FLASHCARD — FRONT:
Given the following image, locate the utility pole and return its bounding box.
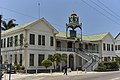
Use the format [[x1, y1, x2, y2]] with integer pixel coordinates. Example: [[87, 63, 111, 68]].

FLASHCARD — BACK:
[[0, 15, 2, 80]]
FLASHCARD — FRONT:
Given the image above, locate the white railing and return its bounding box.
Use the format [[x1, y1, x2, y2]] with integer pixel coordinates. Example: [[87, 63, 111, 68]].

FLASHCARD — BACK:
[[56, 47, 74, 52], [56, 47, 99, 53]]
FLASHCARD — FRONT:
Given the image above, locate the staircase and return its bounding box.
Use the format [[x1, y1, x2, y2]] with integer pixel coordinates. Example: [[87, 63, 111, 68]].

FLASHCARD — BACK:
[[76, 48, 100, 71]]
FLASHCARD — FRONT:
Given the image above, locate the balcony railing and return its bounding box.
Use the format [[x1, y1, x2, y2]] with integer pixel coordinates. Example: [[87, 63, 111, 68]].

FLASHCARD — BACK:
[[56, 47, 99, 53], [56, 47, 74, 52]]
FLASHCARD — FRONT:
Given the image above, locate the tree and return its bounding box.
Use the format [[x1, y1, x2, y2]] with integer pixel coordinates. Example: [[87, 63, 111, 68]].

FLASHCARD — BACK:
[[1, 19, 18, 31], [47, 53, 67, 71], [48, 55, 55, 69], [54, 53, 62, 67], [41, 60, 52, 69], [116, 55, 120, 67]]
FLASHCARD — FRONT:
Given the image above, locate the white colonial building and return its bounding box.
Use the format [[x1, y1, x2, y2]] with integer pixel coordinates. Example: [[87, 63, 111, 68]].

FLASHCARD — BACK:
[[115, 33, 120, 56], [1, 12, 118, 72]]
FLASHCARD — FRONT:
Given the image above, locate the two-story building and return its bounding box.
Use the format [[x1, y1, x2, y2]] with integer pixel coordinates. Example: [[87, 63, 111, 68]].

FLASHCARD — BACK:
[[1, 12, 117, 72]]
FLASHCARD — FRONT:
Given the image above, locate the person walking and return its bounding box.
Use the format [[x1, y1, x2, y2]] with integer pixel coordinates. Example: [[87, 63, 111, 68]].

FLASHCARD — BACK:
[[63, 64, 67, 75]]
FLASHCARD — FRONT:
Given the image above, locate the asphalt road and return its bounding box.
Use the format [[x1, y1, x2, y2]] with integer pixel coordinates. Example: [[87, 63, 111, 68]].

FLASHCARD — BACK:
[[11, 71, 120, 80]]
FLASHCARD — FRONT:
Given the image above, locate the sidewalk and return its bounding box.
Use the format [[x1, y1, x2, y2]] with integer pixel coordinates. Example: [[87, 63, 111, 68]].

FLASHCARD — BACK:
[[2, 70, 116, 80]]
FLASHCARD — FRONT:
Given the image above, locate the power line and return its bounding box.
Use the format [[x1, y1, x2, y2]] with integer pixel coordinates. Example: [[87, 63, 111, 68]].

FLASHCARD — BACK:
[[97, 0, 120, 19], [81, 0, 120, 25], [90, 0, 120, 21], [0, 6, 66, 31], [0, 6, 36, 19]]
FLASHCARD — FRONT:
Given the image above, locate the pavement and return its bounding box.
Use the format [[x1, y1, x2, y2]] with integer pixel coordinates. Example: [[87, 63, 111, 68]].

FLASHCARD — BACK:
[[2, 71, 120, 80]]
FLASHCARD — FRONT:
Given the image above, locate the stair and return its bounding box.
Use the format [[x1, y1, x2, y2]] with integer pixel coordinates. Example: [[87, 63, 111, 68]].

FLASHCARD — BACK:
[[76, 48, 100, 71]]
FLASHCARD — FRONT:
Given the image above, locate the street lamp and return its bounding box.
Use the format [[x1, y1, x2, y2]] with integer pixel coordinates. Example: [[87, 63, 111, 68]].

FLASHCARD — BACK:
[[0, 15, 2, 80], [9, 55, 12, 80]]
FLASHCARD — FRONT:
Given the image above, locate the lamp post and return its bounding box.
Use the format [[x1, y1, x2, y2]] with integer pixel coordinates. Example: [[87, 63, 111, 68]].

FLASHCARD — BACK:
[[9, 55, 12, 80], [0, 15, 2, 80]]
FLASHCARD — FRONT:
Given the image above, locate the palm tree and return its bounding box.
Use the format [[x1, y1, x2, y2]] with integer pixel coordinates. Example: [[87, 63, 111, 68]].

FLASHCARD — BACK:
[[1, 19, 18, 31], [48, 53, 67, 71]]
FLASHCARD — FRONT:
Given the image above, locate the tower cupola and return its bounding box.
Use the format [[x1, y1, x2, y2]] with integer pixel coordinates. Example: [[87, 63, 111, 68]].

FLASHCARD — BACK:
[[66, 11, 82, 39]]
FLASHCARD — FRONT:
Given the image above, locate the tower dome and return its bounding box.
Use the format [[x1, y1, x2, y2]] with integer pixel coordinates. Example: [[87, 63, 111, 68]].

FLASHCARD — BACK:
[[70, 11, 77, 16]]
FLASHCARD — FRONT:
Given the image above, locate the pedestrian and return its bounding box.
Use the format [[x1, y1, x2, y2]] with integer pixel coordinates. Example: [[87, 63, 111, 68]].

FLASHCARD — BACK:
[[63, 64, 67, 75]]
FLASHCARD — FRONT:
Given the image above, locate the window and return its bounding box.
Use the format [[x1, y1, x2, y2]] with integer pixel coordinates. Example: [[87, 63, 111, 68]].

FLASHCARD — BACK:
[[29, 54, 34, 66], [56, 41, 61, 47], [107, 44, 110, 51], [38, 35, 41, 45], [50, 36, 54, 46], [10, 37, 13, 47], [14, 54, 17, 65], [1, 39, 3, 48], [85, 44, 88, 50], [42, 35, 45, 46], [118, 45, 120, 50], [20, 34, 23, 46], [4, 38, 6, 48], [20, 54, 22, 66], [38, 54, 44, 66], [15, 35, 18, 46], [103, 43, 106, 51], [10, 55, 12, 63], [111, 44, 114, 51], [104, 57, 107, 61], [30, 34, 35, 45], [115, 45, 117, 50], [7, 37, 10, 47]]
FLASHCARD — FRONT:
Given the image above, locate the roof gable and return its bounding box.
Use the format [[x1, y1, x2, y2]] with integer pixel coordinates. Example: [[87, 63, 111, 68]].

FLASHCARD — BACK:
[[1, 18, 58, 35], [115, 32, 120, 40]]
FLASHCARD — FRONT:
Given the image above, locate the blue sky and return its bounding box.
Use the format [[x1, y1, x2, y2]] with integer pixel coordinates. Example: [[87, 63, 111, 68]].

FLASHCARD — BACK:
[[0, 0, 120, 37]]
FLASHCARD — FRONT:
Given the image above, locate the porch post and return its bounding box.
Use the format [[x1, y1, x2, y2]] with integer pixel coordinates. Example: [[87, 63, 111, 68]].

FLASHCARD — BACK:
[[67, 54, 69, 68], [74, 54, 76, 70]]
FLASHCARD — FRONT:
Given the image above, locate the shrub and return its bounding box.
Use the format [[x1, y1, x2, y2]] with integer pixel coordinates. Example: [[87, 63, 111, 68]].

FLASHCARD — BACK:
[[104, 61, 119, 70], [20, 66, 25, 70], [97, 61, 119, 71], [97, 63, 106, 71], [41, 60, 52, 69]]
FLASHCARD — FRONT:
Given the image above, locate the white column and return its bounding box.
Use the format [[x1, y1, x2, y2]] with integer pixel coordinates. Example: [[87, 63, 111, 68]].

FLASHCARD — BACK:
[[67, 54, 69, 67], [74, 54, 76, 70], [34, 54, 38, 67]]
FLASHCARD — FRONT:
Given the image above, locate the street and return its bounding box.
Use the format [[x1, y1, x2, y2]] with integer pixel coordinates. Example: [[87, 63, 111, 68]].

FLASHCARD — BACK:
[[2, 71, 120, 80]]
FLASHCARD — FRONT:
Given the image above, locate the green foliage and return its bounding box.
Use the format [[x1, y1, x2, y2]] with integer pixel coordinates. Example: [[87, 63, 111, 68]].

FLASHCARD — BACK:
[[48, 55, 55, 62], [4, 60, 8, 64], [97, 61, 119, 71], [41, 60, 52, 69], [54, 53, 62, 63], [1, 19, 18, 31], [97, 63, 106, 71], [13, 63, 20, 70], [61, 54, 67, 64], [116, 55, 120, 67], [20, 66, 25, 70]]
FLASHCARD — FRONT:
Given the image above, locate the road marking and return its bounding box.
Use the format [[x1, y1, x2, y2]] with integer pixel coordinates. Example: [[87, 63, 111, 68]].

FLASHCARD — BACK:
[[110, 77, 120, 80]]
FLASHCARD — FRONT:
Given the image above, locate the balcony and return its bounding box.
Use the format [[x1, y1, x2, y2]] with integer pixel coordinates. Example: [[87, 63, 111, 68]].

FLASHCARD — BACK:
[[56, 47, 74, 52], [56, 47, 99, 53]]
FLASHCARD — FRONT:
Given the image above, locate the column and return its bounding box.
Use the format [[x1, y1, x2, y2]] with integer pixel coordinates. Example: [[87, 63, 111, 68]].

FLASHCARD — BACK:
[[67, 54, 69, 67], [74, 54, 76, 70]]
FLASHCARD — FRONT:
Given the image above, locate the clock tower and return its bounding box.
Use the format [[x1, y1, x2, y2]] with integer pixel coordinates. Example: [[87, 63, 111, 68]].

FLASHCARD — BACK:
[[66, 11, 82, 40]]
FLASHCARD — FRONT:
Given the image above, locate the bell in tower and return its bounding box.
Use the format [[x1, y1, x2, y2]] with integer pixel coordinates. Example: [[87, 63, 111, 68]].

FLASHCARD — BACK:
[[66, 11, 82, 39]]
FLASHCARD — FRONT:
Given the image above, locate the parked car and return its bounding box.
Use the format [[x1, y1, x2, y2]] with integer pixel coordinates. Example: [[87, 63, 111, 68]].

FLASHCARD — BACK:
[[7, 65, 16, 74], [0, 71, 3, 78], [2, 64, 16, 74]]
